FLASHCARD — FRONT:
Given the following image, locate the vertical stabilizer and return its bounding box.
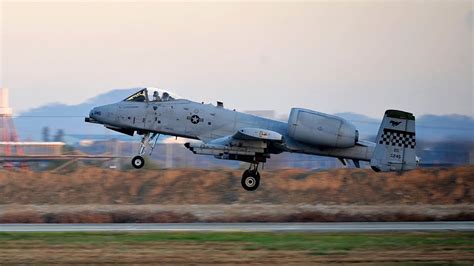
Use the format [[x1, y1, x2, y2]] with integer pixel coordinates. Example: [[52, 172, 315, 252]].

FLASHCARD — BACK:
[[370, 110, 417, 172]]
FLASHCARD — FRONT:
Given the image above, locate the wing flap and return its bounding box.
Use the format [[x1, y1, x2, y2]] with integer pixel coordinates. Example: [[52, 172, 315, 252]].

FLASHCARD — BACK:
[[185, 128, 282, 163]]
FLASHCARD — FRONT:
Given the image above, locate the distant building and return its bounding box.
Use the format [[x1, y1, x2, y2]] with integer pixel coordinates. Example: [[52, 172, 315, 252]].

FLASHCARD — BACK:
[[0, 142, 65, 156], [0, 88, 65, 163]]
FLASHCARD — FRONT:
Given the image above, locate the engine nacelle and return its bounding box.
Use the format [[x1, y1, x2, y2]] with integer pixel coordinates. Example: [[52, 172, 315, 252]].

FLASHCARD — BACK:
[[288, 108, 358, 148]]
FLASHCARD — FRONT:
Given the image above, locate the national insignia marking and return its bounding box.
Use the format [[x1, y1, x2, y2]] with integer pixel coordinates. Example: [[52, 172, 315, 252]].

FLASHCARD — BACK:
[[191, 115, 200, 124]]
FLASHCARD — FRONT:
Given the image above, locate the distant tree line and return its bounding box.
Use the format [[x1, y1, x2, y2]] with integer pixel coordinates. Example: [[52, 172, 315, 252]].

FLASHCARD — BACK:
[[42, 127, 65, 142]]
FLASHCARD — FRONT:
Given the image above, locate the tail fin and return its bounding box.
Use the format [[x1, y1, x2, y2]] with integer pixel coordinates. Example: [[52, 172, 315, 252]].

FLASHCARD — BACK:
[[370, 110, 417, 172]]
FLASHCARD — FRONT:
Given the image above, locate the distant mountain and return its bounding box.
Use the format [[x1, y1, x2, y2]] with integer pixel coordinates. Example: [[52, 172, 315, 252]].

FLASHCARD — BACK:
[[14, 88, 137, 141], [417, 115, 474, 142], [337, 112, 474, 142], [12, 89, 474, 143]]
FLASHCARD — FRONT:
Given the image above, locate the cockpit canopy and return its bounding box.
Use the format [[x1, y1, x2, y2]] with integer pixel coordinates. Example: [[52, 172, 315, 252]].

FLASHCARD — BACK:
[[123, 88, 181, 103]]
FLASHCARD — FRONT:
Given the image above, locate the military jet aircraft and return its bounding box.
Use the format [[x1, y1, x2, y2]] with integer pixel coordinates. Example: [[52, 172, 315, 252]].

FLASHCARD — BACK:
[[86, 87, 417, 191]]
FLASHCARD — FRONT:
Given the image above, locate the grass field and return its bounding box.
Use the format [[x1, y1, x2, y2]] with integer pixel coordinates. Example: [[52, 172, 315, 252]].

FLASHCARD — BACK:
[[1, 232, 473, 264]]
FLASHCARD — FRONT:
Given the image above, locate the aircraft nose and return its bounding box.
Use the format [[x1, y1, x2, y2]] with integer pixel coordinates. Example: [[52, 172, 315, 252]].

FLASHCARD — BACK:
[[87, 106, 108, 123], [86, 103, 120, 125], [90, 107, 103, 119]]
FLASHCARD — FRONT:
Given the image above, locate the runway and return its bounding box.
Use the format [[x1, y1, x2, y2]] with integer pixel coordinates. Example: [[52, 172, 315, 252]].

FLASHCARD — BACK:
[[1, 222, 473, 232]]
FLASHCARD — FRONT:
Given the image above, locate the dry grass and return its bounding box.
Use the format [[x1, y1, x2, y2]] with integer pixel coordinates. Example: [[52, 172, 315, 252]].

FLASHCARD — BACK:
[[0, 210, 199, 223], [0, 166, 472, 205], [1, 205, 472, 223], [0, 166, 472, 223]]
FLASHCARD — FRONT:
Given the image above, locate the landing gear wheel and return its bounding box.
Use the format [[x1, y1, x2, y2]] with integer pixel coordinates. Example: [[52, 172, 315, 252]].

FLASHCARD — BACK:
[[241, 169, 260, 191], [132, 156, 145, 169]]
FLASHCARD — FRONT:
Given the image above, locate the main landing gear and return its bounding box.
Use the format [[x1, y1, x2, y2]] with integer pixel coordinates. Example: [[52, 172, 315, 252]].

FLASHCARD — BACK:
[[241, 163, 261, 191], [131, 132, 159, 169]]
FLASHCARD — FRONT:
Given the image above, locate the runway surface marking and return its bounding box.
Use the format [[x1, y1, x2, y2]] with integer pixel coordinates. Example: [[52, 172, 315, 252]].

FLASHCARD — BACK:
[[1, 222, 473, 232]]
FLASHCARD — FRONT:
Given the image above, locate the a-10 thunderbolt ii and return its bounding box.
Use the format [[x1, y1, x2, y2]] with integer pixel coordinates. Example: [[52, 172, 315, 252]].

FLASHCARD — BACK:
[[86, 87, 417, 191]]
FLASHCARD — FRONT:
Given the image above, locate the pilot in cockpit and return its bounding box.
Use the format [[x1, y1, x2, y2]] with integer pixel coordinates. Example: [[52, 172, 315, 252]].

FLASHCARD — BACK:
[[162, 92, 170, 101], [152, 91, 161, 102]]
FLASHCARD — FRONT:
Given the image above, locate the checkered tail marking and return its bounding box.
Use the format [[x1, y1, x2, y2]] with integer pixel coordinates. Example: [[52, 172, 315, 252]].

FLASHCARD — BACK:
[[378, 129, 416, 149]]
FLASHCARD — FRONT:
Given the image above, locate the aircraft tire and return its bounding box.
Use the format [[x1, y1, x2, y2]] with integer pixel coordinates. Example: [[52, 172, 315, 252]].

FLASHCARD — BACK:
[[241, 170, 260, 191], [132, 156, 145, 169]]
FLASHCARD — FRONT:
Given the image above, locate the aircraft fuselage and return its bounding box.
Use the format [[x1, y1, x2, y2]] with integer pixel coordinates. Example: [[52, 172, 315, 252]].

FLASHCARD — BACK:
[[86, 87, 417, 191], [90, 99, 374, 162]]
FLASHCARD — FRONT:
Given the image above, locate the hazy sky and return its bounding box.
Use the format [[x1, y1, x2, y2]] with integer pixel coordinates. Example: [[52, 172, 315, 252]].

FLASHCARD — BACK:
[[1, 0, 472, 118]]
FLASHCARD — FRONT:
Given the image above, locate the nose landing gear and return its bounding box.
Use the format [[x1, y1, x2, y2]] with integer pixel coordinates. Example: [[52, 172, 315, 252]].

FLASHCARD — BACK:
[[241, 163, 261, 191], [131, 132, 159, 169]]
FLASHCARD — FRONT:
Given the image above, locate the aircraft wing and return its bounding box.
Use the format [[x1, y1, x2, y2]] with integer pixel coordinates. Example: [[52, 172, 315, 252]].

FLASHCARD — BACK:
[[185, 128, 283, 162], [232, 128, 283, 142], [195, 128, 283, 144]]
